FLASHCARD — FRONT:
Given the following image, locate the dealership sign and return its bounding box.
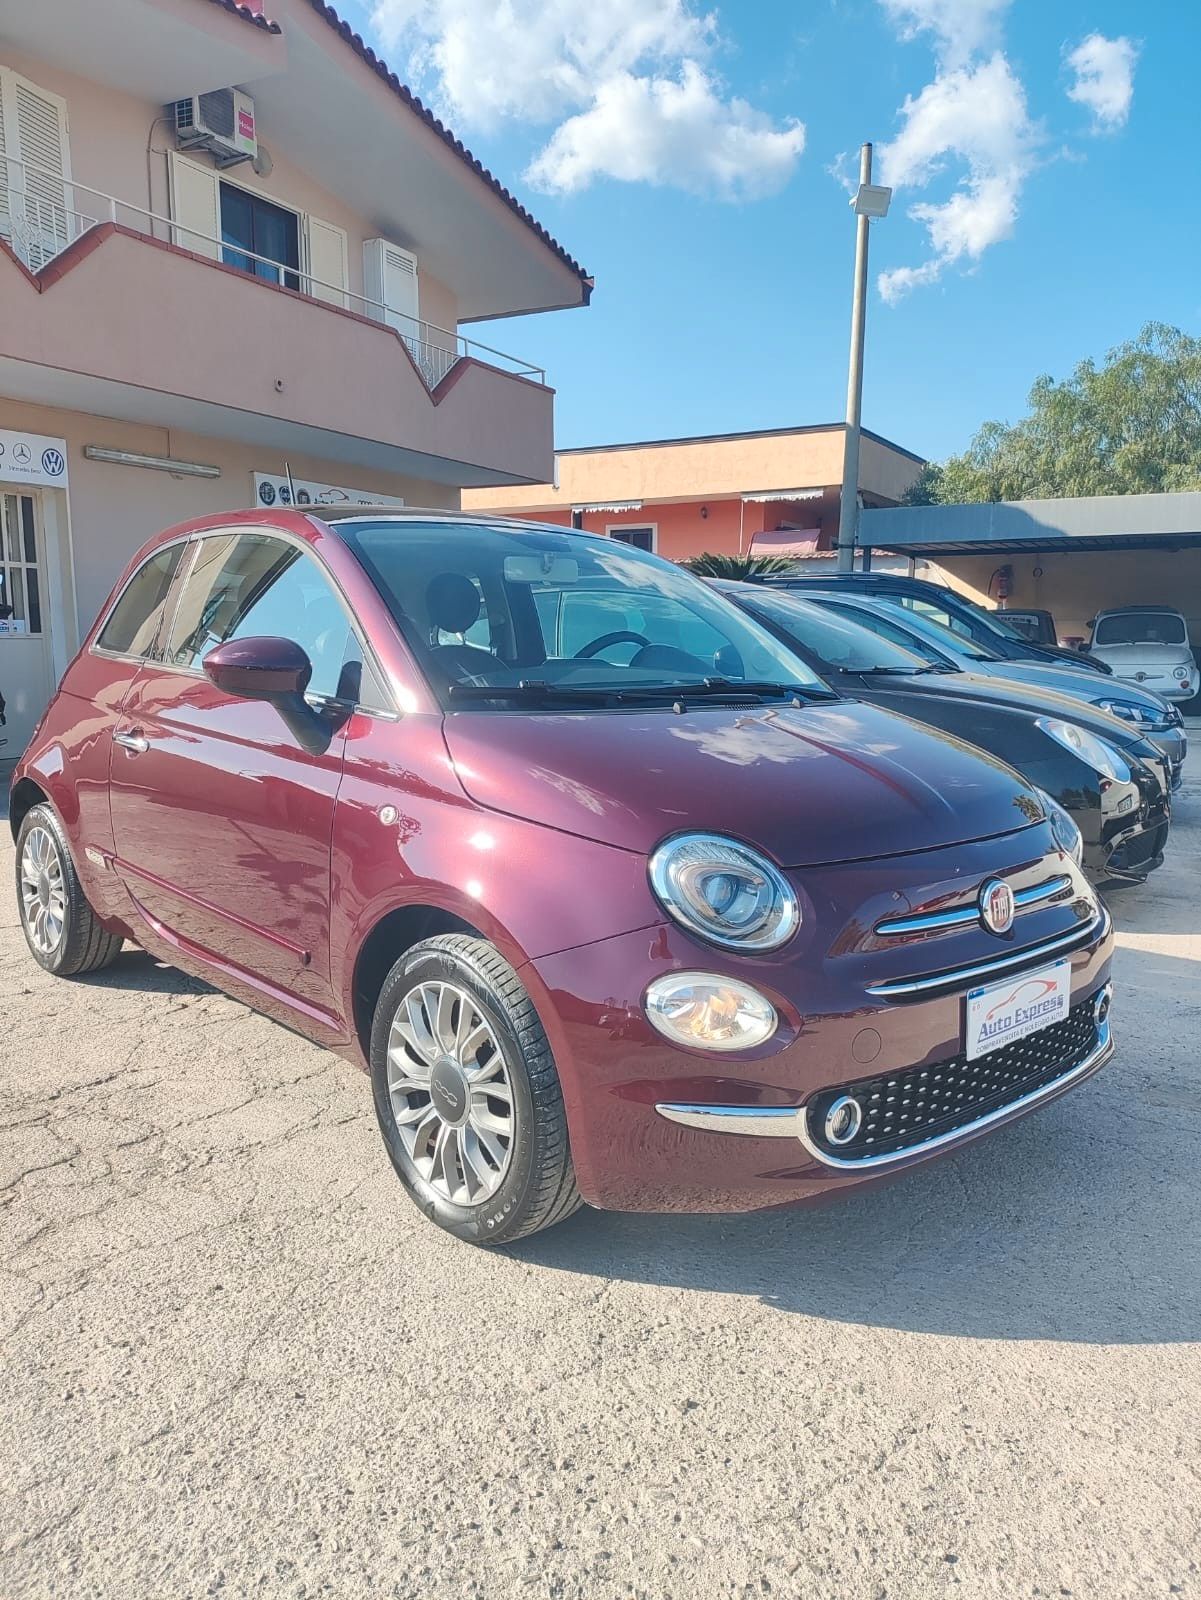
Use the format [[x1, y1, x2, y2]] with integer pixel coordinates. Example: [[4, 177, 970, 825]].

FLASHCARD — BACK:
[[0, 430, 69, 489], [252, 473, 404, 510]]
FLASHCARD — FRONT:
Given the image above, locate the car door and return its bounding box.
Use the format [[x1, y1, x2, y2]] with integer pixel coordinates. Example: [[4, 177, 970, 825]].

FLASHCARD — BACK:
[[107, 528, 358, 1016]]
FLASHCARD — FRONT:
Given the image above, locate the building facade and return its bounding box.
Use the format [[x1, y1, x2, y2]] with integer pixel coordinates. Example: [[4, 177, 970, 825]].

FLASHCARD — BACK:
[[0, 0, 590, 751], [462, 425, 924, 560]]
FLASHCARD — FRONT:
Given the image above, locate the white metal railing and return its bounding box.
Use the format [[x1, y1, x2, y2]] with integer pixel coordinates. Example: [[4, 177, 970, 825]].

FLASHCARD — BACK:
[[0, 155, 546, 389]]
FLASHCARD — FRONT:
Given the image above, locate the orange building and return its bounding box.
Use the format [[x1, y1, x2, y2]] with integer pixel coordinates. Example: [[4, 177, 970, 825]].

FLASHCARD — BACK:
[[462, 424, 924, 561]]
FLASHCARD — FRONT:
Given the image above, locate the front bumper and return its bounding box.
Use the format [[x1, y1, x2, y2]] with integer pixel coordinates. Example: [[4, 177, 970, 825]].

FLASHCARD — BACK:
[[524, 834, 1114, 1214]]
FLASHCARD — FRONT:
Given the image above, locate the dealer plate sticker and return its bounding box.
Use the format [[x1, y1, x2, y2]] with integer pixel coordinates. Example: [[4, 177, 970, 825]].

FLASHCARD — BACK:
[[966, 961, 1070, 1061]]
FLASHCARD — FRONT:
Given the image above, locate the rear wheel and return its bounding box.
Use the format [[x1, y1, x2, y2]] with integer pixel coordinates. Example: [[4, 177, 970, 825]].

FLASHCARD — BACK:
[[15, 804, 123, 977], [370, 935, 581, 1244]]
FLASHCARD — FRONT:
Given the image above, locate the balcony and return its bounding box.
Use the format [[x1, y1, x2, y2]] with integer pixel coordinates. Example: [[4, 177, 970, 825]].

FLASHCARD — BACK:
[[0, 158, 556, 487]]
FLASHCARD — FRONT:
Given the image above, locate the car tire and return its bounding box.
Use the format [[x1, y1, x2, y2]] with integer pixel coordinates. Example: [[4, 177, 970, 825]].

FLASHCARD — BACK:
[[15, 803, 124, 977], [370, 934, 582, 1244]]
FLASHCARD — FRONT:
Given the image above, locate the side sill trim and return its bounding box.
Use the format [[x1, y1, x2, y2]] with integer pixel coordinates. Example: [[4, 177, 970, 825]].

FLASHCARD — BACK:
[[655, 1019, 1113, 1160], [864, 908, 1108, 998]]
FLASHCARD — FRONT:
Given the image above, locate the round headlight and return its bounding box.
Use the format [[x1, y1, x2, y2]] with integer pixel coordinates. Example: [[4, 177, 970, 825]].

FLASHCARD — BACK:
[[648, 833, 799, 951], [645, 973, 777, 1052], [1036, 788, 1083, 866], [1173, 666, 1191, 681], [1035, 717, 1132, 783]]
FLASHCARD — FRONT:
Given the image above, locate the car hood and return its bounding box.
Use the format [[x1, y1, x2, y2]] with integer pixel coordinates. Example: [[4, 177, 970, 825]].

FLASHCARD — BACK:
[[875, 671, 1153, 748], [441, 700, 1041, 867], [978, 660, 1174, 714], [1090, 642, 1193, 671]]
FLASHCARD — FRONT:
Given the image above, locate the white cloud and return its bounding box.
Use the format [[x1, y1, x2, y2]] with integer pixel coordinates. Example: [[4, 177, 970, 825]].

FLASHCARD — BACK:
[[527, 63, 804, 196], [1065, 33, 1138, 131], [877, 0, 1011, 68], [876, 53, 1037, 302], [370, 0, 805, 198]]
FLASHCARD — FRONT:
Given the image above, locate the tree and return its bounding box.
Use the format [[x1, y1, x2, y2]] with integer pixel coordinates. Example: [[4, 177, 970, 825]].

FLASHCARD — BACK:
[[917, 323, 1201, 503], [683, 552, 798, 579]]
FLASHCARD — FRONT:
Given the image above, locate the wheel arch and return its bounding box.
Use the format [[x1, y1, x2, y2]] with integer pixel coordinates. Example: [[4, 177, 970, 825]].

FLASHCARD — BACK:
[[9, 777, 50, 841], [350, 903, 488, 1062]]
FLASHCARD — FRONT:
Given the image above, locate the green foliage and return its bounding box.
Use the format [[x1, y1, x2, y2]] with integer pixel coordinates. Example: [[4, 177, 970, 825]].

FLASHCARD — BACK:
[[683, 552, 799, 579], [922, 323, 1201, 503]]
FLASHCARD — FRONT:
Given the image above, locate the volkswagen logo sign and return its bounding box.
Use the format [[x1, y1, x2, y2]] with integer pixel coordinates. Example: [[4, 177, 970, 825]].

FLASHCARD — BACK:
[[979, 877, 1015, 936], [41, 447, 65, 478]]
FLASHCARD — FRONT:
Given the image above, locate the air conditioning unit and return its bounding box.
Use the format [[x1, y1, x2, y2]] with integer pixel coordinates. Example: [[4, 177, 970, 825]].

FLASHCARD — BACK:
[[169, 89, 257, 167]]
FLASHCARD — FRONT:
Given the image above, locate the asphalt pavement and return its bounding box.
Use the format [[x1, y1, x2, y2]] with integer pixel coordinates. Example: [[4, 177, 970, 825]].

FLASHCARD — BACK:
[[1, 765, 1198, 1599]]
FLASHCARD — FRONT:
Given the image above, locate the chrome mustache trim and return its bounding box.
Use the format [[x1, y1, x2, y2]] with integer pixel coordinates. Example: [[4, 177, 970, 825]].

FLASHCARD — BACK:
[[863, 907, 1108, 999], [873, 874, 1074, 937]]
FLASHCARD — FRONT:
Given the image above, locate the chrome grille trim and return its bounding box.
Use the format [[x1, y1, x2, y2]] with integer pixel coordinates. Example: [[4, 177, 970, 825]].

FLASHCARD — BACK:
[[874, 874, 1074, 937], [864, 906, 1108, 999], [654, 1104, 798, 1138]]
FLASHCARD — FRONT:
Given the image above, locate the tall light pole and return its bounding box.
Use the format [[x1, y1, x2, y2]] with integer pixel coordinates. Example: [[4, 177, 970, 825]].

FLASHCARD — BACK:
[[836, 143, 892, 573]]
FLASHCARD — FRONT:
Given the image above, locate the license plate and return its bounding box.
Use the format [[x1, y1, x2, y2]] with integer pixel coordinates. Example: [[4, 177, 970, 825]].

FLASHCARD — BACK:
[[965, 961, 1070, 1061]]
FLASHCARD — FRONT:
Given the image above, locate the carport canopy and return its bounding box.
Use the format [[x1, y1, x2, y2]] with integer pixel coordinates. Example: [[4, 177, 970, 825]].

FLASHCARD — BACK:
[[858, 491, 1201, 557]]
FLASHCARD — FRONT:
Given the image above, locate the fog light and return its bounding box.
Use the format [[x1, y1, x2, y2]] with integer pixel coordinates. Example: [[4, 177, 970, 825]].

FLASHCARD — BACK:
[[644, 974, 777, 1053], [1093, 984, 1112, 1028], [824, 1095, 863, 1146]]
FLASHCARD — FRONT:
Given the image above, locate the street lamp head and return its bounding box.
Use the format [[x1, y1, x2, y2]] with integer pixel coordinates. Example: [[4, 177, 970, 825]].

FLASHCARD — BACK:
[[852, 183, 892, 219]]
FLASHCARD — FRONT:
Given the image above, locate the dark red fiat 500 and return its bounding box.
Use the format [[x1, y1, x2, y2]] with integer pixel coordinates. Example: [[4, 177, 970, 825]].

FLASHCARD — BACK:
[[11, 511, 1114, 1243]]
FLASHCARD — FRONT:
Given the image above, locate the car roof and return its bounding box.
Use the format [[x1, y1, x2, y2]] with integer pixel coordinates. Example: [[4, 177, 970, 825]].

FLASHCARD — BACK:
[[1093, 605, 1184, 617]]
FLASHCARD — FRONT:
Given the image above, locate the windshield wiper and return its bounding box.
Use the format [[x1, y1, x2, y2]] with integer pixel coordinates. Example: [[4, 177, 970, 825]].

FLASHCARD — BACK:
[[914, 663, 958, 675], [447, 677, 831, 707]]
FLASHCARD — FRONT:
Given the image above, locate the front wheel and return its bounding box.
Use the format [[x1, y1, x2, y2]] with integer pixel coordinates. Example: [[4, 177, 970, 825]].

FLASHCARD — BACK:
[[370, 935, 581, 1244], [15, 803, 123, 976]]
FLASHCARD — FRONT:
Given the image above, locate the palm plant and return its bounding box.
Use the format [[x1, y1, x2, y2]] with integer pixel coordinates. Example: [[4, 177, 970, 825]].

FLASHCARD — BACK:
[[683, 552, 800, 580]]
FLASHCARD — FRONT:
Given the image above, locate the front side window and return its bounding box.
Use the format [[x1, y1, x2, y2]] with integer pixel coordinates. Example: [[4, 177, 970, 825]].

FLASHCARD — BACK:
[[339, 519, 825, 709], [165, 533, 352, 699], [1093, 611, 1188, 646], [96, 544, 184, 658]]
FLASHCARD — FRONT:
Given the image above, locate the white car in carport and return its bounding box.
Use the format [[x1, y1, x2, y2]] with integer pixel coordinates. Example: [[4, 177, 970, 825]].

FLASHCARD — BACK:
[[1088, 608, 1199, 703]]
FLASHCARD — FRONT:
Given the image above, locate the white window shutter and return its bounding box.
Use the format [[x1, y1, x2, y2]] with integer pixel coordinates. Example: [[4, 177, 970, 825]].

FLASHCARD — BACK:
[[305, 215, 349, 307], [168, 150, 220, 261], [364, 238, 419, 332], [0, 67, 72, 270]]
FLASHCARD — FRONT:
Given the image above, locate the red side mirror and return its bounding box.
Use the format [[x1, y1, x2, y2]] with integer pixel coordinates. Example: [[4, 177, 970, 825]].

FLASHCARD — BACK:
[[202, 636, 312, 701]]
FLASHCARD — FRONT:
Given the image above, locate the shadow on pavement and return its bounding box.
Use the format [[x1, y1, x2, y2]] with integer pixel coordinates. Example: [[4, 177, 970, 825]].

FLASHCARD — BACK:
[[508, 939, 1200, 1348]]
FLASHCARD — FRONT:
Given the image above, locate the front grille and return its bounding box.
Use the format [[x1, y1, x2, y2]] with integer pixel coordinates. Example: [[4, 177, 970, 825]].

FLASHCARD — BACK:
[[804, 997, 1101, 1161]]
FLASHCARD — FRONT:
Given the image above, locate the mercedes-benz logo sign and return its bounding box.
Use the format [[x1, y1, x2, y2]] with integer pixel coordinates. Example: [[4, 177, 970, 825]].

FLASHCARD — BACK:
[[13, 443, 32, 465], [979, 877, 1015, 936]]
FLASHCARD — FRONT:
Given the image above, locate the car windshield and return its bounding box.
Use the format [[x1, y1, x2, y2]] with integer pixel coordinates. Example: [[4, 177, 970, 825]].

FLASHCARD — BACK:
[[1093, 611, 1188, 646], [815, 599, 961, 666], [874, 601, 1004, 662], [737, 590, 931, 675], [338, 519, 828, 707]]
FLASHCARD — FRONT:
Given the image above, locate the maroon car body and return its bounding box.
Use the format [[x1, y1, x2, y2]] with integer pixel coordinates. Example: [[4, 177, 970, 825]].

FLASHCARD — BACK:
[[11, 509, 1114, 1234]]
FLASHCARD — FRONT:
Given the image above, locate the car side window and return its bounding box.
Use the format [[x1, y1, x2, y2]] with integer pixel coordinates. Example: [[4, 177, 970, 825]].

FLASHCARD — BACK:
[[164, 533, 352, 700], [904, 597, 973, 639], [96, 545, 185, 658]]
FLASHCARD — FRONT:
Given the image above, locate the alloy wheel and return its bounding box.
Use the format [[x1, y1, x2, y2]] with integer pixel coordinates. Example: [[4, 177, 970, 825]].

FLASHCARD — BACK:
[[386, 980, 515, 1205], [19, 825, 66, 957]]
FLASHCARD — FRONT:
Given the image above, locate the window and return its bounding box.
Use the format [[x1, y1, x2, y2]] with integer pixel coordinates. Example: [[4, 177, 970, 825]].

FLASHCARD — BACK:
[[1093, 611, 1187, 646], [0, 494, 43, 636], [96, 543, 185, 657], [339, 519, 825, 707], [744, 592, 927, 675], [220, 183, 300, 289], [165, 533, 352, 699], [607, 525, 655, 553]]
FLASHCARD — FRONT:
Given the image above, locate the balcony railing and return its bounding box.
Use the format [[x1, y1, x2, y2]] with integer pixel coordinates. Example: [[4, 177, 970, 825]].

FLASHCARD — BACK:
[[0, 155, 545, 391]]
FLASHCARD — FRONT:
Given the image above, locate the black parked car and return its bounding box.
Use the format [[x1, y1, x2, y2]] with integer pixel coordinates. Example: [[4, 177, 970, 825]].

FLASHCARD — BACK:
[[761, 570, 1113, 675], [721, 584, 1171, 885]]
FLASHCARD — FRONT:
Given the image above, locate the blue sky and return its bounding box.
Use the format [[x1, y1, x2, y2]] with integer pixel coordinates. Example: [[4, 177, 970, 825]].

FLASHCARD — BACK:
[[341, 0, 1199, 464]]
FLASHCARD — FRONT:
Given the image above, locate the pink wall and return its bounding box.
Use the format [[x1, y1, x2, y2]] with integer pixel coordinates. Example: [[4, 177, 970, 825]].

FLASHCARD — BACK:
[[522, 498, 839, 561]]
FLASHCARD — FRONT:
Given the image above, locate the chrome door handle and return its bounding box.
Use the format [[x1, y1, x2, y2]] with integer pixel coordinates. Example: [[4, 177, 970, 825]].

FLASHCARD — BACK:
[[114, 730, 150, 754]]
